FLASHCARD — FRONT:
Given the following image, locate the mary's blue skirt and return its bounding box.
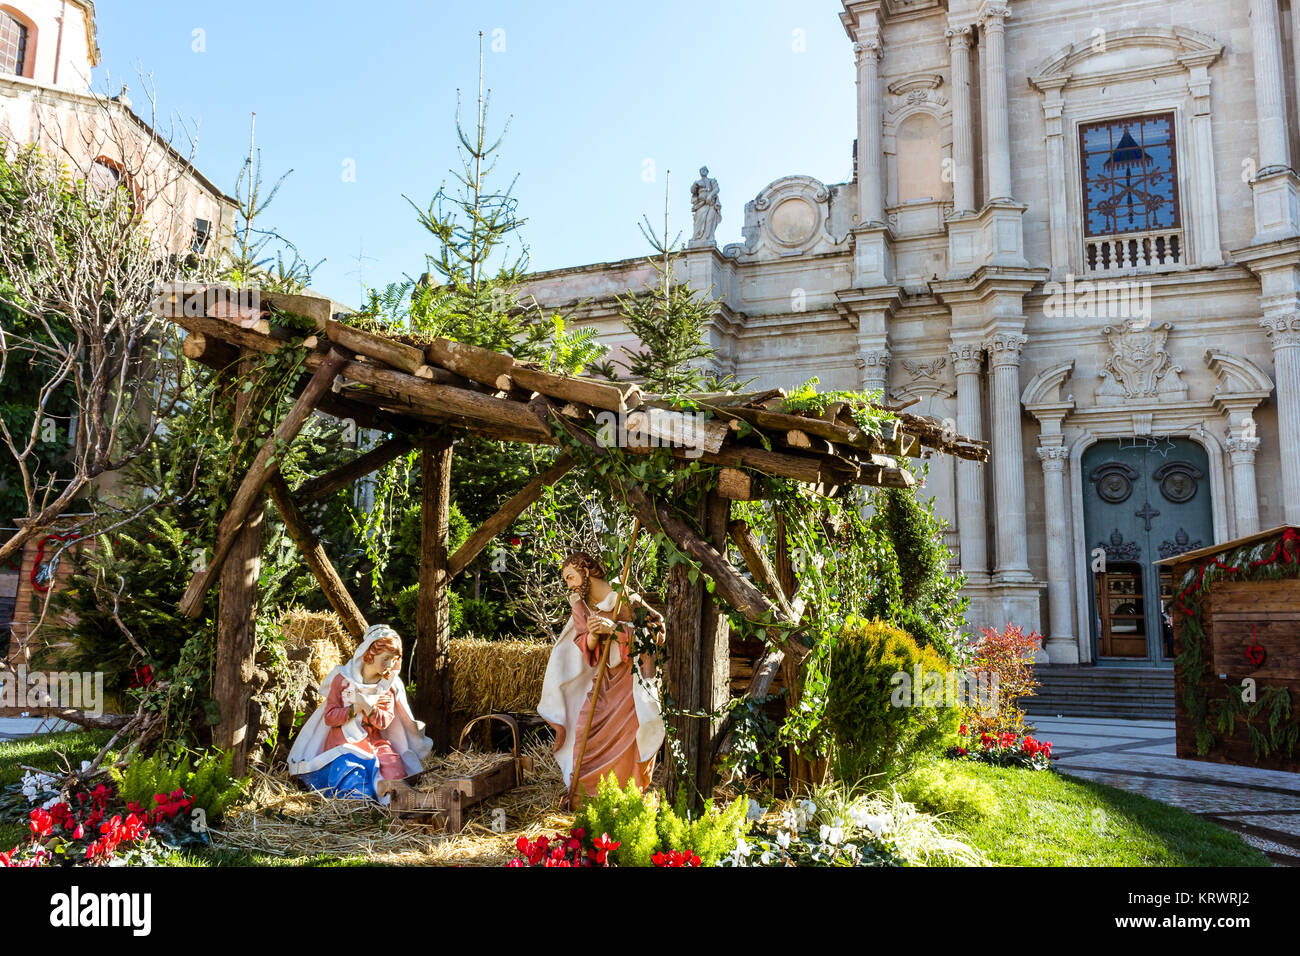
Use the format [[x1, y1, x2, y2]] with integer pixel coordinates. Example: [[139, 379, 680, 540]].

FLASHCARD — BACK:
[[299, 752, 382, 801]]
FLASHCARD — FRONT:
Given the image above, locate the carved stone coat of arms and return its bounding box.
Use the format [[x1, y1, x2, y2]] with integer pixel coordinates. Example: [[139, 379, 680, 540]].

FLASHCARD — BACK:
[[1096, 320, 1188, 404]]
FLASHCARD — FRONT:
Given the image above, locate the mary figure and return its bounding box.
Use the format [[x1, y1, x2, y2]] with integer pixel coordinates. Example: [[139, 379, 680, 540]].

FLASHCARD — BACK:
[[287, 624, 432, 804]]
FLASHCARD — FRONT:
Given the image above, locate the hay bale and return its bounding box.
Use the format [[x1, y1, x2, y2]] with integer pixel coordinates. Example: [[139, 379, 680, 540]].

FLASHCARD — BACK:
[[280, 607, 355, 685], [450, 638, 551, 716]]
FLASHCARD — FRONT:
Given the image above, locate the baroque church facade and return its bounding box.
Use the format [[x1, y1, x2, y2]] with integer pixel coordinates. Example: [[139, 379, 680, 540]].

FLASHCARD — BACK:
[[519, 0, 1300, 671]]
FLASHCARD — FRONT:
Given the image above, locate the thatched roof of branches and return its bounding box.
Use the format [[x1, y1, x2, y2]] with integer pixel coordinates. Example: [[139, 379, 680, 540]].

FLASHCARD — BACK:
[[160, 284, 988, 499]]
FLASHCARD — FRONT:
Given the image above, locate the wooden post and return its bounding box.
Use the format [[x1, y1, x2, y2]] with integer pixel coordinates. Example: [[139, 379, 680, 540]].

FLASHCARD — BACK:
[[663, 492, 705, 808], [266, 473, 369, 639], [415, 435, 454, 750], [696, 491, 732, 801], [213, 353, 262, 775], [774, 509, 823, 789]]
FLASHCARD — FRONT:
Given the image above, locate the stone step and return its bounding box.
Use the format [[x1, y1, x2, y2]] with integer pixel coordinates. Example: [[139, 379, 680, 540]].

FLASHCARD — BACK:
[[1018, 668, 1176, 718]]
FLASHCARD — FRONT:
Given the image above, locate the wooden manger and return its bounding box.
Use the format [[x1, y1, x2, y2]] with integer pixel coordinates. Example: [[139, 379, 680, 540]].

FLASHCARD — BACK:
[[155, 283, 987, 801], [390, 714, 533, 832]]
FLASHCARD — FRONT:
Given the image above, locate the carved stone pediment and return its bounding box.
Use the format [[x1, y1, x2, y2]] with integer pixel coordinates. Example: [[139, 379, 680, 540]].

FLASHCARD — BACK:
[[1097, 320, 1187, 404], [722, 175, 842, 261]]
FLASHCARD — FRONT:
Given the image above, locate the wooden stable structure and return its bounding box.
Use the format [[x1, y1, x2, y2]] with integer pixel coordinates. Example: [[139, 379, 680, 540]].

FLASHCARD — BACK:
[[157, 283, 987, 797], [1158, 526, 1300, 773]]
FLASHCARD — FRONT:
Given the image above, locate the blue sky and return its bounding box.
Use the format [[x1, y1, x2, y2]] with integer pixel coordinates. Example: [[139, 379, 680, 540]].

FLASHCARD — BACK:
[[95, 1, 857, 305]]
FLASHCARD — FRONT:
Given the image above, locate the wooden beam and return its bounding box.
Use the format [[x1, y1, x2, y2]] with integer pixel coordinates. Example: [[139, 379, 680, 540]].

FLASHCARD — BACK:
[[323, 355, 553, 442], [624, 437, 826, 484], [179, 349, 349, 617], [716, 468, 760, 501], [297, 436, 416, 503], [426, 338, 517, 388], [260, 290, 333, 331], [181, 332, 240, 369], [326, 318, 427, 375], [172, 312, 296, 355], [625, 407, 729, 455], [415, 435, 455, 750], [729, 520, 798, 622], [508, 365, 642, 413], [446, 452, 576, 578], [267, 473, 369, 638]]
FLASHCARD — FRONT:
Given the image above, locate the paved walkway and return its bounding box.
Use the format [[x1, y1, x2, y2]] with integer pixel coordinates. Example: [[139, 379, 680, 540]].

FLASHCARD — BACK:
[[0, 716, 75, 741], [1035, 715, 1300, 865]]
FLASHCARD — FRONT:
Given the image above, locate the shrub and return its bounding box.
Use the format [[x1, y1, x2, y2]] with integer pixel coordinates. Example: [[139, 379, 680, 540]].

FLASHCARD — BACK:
[[824, 618, 960, 782], [394, 585, 463, 639], [963, 624, 1042, 738], [860, 487, 966, 662], [896, 760, 999, 822], [460, 596, 501, 640], [111, 750, 248, 823], [572, 775, 750, 867]]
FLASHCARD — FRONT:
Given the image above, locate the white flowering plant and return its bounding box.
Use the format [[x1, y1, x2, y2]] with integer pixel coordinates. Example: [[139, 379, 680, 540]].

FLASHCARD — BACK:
[[720, 779, 987, 867]]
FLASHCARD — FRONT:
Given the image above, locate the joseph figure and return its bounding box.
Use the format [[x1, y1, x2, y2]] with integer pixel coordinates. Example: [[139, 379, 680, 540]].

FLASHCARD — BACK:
[[537, 551, 665, 805]]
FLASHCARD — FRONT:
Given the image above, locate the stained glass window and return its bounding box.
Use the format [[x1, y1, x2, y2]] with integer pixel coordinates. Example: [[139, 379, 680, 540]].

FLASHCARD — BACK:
[[0, 13, 27, 76], [1079, 113, 1180, 238]]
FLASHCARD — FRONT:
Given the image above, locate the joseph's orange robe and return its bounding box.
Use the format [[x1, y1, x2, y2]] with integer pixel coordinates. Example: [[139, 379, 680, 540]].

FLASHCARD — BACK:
[[559, 598, 657, 800]]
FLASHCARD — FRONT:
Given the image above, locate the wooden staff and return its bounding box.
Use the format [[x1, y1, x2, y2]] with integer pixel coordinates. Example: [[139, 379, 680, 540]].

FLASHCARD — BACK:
[[567, 518, 642, 809]]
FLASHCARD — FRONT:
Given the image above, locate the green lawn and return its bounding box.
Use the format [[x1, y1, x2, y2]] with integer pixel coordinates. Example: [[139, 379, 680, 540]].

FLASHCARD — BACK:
[[939, 761, 1269, 867]]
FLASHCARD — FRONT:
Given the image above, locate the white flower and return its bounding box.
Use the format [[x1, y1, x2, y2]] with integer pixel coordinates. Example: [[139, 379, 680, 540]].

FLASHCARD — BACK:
[[724, 838, 754, 867], [800, 799, 817, 817], [780, 808, 800, 832], [760, 850, 773, 865], [819, 823, 843, 845], [79, 761, 91, 772], [775, 829, 791, 849], [746, 799, 764, 822], [855, 813, 891, 836]]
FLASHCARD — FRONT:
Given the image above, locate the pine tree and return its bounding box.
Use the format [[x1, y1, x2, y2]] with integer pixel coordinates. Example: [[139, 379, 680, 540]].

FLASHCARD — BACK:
[[615, 212, 728, 395]]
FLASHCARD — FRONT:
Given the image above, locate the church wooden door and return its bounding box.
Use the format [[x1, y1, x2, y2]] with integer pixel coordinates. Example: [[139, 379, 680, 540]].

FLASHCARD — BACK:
[[1083, 438, 1212, 665]]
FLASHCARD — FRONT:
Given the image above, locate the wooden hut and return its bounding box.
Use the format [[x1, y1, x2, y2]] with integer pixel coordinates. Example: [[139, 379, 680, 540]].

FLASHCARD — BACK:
[[154, 283, 987, 796], [1156, 526, 1300, 772]]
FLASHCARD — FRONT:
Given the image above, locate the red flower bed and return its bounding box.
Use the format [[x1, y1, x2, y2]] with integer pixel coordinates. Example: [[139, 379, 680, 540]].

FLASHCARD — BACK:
[[1, 783, 198, 867]]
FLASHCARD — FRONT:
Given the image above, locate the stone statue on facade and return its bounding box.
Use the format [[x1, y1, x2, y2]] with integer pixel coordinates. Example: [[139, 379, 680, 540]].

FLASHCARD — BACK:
[[690, 166, 721, 245]]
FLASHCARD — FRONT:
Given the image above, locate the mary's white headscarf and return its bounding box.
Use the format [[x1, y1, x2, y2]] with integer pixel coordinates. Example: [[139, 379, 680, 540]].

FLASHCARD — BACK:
[[287, 624, 433, 778]]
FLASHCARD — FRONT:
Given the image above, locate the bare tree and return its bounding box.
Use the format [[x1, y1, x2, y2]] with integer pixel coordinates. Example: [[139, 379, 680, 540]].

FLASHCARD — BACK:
[[0, 80, 211, 567]]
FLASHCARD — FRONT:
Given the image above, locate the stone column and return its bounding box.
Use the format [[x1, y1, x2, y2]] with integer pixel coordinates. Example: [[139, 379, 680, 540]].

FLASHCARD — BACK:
[[980, 4, 1013, 202], [1184, 55, 1225, 266], [1037, 445, 1077, 663], [857, 348, 892, 396], [985, 331, 1032, 578], [946, 24, 975, 215], [1227, 434, 1262, 537], [950, 342, 989, 582], [1035, 76, 1071, 277], [1262, 314, 1300, 524], [855, 36, 885, 226], [1250, 0, 1291, 173]]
